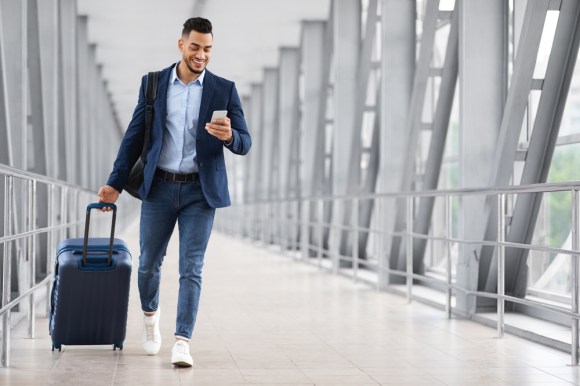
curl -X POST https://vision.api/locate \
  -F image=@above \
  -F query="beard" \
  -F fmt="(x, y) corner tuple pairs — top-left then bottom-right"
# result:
(185, 59), (205, 75)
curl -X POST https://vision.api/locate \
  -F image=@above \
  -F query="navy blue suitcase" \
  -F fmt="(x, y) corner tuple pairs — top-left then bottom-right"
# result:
(49, 203), (132, 351)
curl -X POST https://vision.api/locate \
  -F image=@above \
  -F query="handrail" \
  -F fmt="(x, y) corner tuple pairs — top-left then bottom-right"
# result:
(0, 164), (94, 192)
(218, 180), (580, 365)
(242, 179), (580, 204)
(0, 164), (138, 367)
(0, 275), (53, 318)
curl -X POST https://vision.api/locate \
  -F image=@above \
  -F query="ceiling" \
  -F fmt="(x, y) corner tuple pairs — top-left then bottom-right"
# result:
(76, 0), (330, 129)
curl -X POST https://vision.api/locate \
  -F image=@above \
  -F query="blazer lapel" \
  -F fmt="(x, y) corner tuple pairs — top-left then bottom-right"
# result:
(197, 70), (216, 134)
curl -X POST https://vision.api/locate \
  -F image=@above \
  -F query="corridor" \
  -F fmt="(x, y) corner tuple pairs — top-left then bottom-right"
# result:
(1, 222), (579, 385)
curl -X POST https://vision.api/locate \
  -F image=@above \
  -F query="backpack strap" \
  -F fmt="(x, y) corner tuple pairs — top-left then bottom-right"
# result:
(140, 71), (159, 162)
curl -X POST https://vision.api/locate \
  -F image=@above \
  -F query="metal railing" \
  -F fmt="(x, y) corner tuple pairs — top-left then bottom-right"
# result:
(216, 181), (580, 364)
(0, 165), (138, 367)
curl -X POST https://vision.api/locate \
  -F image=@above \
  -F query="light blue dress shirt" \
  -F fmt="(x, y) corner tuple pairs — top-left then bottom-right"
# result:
(157, 63), (205, 174)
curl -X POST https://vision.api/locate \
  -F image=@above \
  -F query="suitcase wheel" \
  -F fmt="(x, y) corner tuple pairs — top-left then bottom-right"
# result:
(113, 343), (123, 351)
(52, 344), (61, 352)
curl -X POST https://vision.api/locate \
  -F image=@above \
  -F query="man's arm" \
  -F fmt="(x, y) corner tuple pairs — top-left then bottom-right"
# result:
(97, 75), (148, 209)
(205, 82), (251, 155)
(105, 76), (148, 193)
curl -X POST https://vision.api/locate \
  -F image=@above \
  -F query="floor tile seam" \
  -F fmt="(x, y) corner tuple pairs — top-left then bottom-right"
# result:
(110, 350), (120, 386)
(206, 314), (245, 371)
(317, 335), (384, 385)
(548, 372), (579, 385)
(46, 347), (63, 378)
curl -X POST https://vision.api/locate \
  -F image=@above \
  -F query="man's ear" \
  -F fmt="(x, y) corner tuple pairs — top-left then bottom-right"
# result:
(177, 38), (184, 53)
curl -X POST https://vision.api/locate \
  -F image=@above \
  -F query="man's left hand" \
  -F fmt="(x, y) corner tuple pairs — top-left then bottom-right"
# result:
(205, 117), (233, 144)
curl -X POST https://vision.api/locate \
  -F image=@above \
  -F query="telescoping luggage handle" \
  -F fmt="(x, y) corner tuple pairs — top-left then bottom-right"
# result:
(82, 203), (117, 266)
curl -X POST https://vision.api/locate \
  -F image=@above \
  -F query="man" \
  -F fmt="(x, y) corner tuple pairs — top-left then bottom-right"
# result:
(98, 17), (251, 367)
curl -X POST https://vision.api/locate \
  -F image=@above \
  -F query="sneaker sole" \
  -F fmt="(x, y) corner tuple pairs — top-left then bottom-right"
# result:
(172, 360), (193, 367)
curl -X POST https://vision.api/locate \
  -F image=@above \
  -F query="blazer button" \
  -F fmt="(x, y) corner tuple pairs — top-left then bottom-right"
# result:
(199, 162), (204, 167)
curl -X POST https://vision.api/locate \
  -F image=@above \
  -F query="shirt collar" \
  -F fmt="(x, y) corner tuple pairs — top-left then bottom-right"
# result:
(171, 62), (206, 86)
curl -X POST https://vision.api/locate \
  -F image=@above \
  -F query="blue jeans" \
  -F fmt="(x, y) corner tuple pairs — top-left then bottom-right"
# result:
(138, 176), (215, 340)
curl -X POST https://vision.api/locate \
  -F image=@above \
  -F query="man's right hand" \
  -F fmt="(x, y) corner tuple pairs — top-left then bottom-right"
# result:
(97, 185), (120, 211)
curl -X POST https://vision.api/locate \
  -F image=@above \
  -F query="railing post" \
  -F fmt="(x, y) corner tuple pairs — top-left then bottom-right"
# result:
(406, 196), (413, 303)
(300, 200), (308, 260)
(60, 187), (67, 242)
(2, 176), (14, 367)
(279, 201), (284, 251)
(376, 197), (383, 291)
(446, 194), (452, 319)
(497, 193), (506, 339)
(261, 203), (266, 244)
(270, 202), (275, 245)
(46, 184), (55, 317)
(293, 200), (300, 256)
(571, 189), (580, 365)
(28, 180), (36, 338)
(332, 199), (341, 274)
(352, 198), (359, 283)
(317, 199), (323, 268)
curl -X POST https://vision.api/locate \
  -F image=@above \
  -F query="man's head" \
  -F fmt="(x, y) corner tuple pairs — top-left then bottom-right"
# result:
(178, 17), (213, 76)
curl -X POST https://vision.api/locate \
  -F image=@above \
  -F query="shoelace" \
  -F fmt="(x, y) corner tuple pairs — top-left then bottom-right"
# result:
(175, 342), (189, 354)
(145, 323), (155, 340)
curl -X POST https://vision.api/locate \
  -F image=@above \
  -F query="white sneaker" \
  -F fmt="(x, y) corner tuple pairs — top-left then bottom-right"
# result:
(171, 340), (193, 367)
(142, 308), (161, 355)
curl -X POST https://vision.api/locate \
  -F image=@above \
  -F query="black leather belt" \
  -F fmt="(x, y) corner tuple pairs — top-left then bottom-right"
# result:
(155, 168), (198, 183)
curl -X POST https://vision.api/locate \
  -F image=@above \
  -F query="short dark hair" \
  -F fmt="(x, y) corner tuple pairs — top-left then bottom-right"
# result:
(182, 17), (212, 37)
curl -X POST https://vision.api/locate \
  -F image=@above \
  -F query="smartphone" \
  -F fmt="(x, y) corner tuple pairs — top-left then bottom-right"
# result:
(211, 110), (228, 121)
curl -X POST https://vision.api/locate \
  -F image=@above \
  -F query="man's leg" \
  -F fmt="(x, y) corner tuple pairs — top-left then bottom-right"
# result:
(139, 179), (178, 354)
(171, 180), (215, 366)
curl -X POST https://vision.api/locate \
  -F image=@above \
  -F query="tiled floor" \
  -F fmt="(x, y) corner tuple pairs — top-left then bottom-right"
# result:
(2, 222), (580, 385)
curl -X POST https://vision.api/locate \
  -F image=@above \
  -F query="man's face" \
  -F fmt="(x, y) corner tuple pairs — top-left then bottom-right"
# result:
(178, 30), (213, 74)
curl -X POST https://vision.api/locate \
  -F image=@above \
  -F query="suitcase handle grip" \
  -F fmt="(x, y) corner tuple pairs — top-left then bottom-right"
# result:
(82, 203), (117, 266)
(87, 203), (117, 211)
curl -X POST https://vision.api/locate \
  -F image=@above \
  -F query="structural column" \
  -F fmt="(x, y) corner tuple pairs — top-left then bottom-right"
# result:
(247, 84), (263, 239)
(59, 0), (78, 184)
(277, 48), (300, 248)
(332, 0), (360, 196)
(77, 16), (90, 188)
(261, 69), (279, 203)
(247, 84), (263, 203)
(378, 0), (416, 287)
(456, 0), (507, 315)
(299, 21), (328, 256)
(330, 0), (360, 268)
(277, 48), (300, 200)
(300, 21), (326, 199)
(0, 0), (27, 168)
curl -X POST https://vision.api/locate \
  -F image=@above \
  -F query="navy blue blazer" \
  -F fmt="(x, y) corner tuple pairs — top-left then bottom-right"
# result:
(106, 64), (251, 208)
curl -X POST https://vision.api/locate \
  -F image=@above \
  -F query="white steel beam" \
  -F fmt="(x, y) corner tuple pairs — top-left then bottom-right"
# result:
(458, 0), (551, 315)
(387, 0), (440, 276)
(28, 0), (48, 176)
(330, 0), (360, 267)
(277, 47), (300, 200)
(402, 7), (460, 275)
(261, 68), (279, 202)
(454, 0), (509, 315)
(378, 0), (416, 286)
